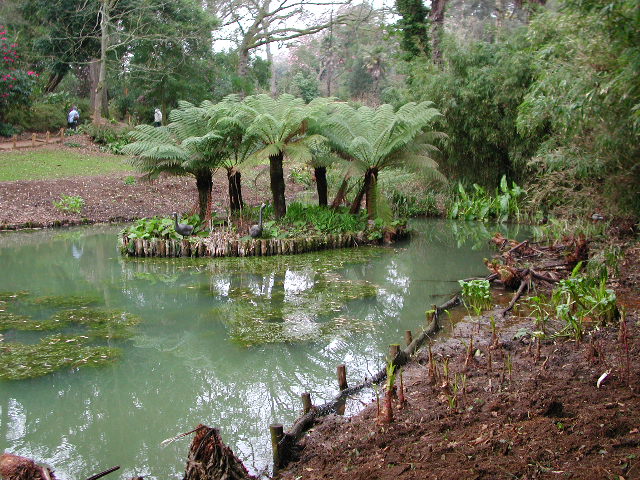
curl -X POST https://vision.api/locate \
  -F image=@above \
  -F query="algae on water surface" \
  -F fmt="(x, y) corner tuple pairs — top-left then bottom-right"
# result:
(0, 290), (139, 380)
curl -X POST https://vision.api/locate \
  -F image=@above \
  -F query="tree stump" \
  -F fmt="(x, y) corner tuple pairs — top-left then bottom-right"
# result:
(0, 453), (56, 480)
(183, 425), (254, 480)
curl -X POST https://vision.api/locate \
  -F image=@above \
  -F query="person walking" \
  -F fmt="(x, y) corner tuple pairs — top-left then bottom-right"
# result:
(67, 106), (80, 130)
(154, 108), (162, 127)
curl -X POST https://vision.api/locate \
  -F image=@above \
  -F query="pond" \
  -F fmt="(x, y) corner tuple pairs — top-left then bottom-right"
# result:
(0, 219), (525, 479)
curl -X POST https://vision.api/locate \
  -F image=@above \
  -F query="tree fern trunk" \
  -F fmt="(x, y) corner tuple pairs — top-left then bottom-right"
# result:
(196, 169), (213, 220)
(269, 153), (287, 219)
(349, 178), (367, 214)
(365, 168), (379, 219)
(315, 166), (328, 207)
(227, 167), (244, 212)
(332, 177), (349, 209)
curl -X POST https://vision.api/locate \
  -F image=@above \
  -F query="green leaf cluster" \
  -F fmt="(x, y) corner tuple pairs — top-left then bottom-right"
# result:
(449, 175), (524, 222)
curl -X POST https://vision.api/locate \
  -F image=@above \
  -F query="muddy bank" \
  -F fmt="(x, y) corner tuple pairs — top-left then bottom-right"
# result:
(278, 235), (640, 480)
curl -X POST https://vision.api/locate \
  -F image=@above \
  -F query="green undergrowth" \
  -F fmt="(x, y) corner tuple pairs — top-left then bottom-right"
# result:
(0, 291), (139, 380)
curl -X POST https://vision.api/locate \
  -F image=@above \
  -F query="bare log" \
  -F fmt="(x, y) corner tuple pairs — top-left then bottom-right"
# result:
(501, 273), (530, 316)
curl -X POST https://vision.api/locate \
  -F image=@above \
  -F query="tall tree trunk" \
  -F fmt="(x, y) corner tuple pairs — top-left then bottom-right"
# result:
(365, 168), (379, 219)
(332, 176), (349, 208)
(314, 166), (328, 207)
(265, 37), (277, 97)
(44, 71), (66, 93)
(227, 167), (244, 212)
(93, 0), (111, 124)
(237, 46), (250, 97)
(269, 153), (287, 219)
(429, 0), (448, 63)
(195, 169), (213, 220)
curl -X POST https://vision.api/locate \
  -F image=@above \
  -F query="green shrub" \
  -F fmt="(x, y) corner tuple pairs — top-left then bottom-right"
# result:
(551, 263), (618, 340)
(52, 195), (85, 214)
(83, 123), (133, 154)
(122, 214), (205, 240)
(458, 279), (492, 315)
(4, 102), (67, 132)
(448, 175), (525, 222)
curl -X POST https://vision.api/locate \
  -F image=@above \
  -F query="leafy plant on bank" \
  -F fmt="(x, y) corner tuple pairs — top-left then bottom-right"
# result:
(449, 175), (525, 222)
(83, 123), (133, 154)
(52, 195), (85, 214)
(551, 262), (618, 341)
(122, 214), (205, 240)
(458, 279), (492, 315)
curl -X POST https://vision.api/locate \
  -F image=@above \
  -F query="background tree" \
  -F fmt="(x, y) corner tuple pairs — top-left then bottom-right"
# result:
(208, 0), (367, 95)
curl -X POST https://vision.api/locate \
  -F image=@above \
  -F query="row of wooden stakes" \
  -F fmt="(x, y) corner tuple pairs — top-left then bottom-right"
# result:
(121, 232), (371, 258)
(4, 128), (66, 150)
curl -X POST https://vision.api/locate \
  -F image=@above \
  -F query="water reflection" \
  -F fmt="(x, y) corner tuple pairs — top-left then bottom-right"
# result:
(0, 220), (526, 479)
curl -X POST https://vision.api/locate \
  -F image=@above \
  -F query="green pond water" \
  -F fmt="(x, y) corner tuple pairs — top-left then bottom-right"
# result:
(0, 220), (525, 478)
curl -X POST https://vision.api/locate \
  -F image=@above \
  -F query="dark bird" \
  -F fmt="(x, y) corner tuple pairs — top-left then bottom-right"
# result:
(173, 212), (194, 237)
(249, 203), (266, 238)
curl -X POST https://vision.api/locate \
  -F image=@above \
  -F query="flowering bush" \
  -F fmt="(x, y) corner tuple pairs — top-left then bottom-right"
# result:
(0, 26), (38, 121)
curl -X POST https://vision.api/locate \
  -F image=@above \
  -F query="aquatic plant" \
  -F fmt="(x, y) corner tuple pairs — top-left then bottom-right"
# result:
(448, 176), (524, 222)
(458, 279), (492, 315)
(0, 335), (120, 380)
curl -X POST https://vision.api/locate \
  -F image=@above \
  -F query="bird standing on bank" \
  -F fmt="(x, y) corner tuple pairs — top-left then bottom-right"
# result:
(173, 212), (194, 237)
(249, 204), (266, 238)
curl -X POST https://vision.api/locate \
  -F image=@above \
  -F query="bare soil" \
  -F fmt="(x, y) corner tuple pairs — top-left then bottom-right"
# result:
(279, 241), (640, 480)
(0, 136), (303, 230)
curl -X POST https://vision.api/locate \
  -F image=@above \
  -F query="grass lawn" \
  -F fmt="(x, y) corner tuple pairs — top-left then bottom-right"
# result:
(0, 150), (133, 181)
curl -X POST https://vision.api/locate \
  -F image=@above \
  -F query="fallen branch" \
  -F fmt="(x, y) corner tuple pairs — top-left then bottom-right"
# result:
(85, 466), (120, 480)
(501, 273), (530, 316)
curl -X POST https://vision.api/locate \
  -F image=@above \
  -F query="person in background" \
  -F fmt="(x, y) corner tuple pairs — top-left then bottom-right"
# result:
(154, 108), (162, 127)
(67, 106), (80, 130)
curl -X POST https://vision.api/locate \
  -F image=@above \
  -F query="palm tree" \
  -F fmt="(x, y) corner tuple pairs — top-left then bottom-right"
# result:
(320, 101), (446, 218)
(122, 101), (224, 219)
(238, 94), (325, 218)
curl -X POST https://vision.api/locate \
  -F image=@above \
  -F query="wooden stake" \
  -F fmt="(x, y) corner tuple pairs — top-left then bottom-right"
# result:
(46, 131), (50, 143)
(12, 135), (17, 149)
(301, 392), (312, 414)
(31, 133), (36, 146)
(389, 344), (400, 362)
(404, 330), (413, 346)
(337, 364), (348, 390)
(269, 423), (284, 470)
(60, 128), (65, 140)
